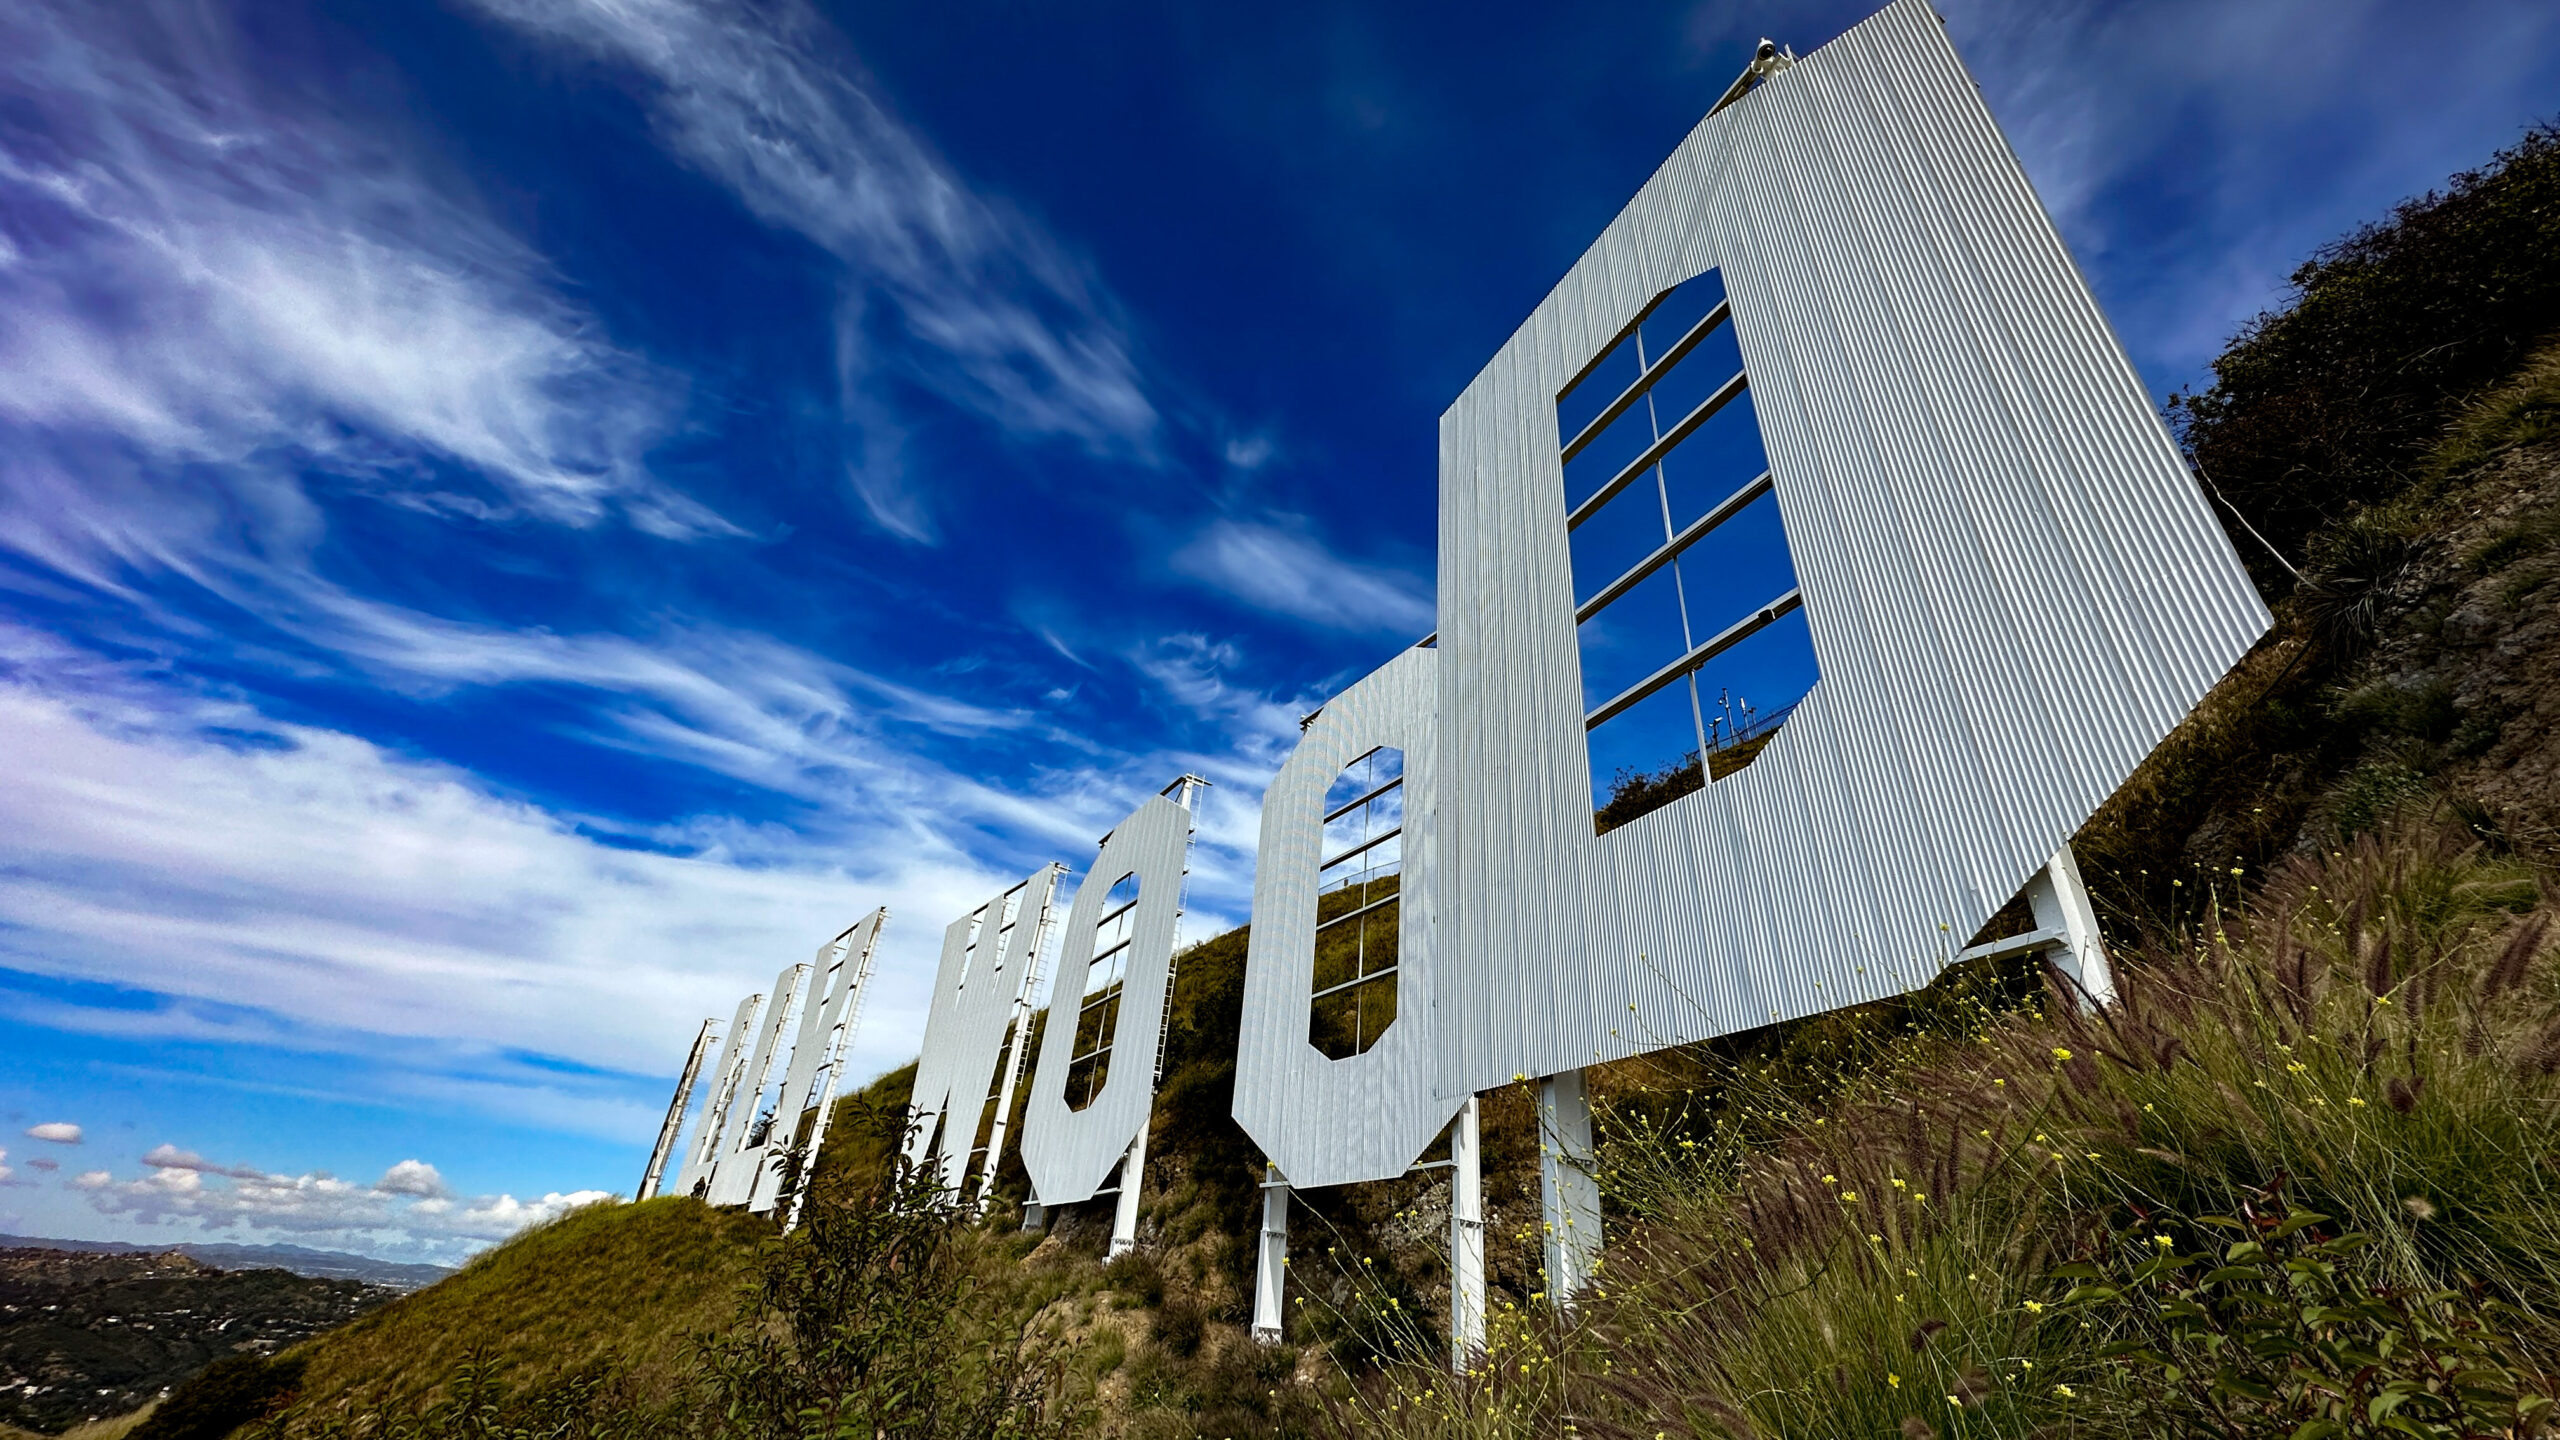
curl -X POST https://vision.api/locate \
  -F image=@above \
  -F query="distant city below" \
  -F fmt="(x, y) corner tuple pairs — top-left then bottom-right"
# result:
(0, 1234), (454, 1291)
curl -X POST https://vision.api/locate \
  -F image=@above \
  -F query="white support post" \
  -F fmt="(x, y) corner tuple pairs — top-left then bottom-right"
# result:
(1108, 1128), (1147, 1258)
(1020, 1197), (1046, 1233)
(1251, 1163), (1289, 1344)
(1448, 1094), (1486, 1370)
(2025, 841), (2116, 1012)
(1537, 1069), (1603, 1307)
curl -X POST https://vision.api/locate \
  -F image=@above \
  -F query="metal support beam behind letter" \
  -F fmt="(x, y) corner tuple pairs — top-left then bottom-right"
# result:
(1251, 1164), (1289, 1344)
(1449, 1096), (1486, 1369)
(639, 1018), (717, 1201)
(2025, 842), (2116, 1012)
(1537, 1070), (1602, 1307)
(1109, 1130), (1147, 1258)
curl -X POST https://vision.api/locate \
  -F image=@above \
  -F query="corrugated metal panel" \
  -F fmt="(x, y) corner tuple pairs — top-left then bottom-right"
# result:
(1233, 645), (1459, 1189)
(1432, 0), (2271, 1098)
(1018, 794), (1196, 1206)
(902, 872), (1057, 1196)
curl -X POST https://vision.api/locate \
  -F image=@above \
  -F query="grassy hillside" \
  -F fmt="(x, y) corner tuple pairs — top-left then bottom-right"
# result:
(280, 1196), (768, 1424)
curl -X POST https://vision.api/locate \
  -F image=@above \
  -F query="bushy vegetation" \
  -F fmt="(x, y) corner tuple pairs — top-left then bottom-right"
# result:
(2174, 124), (2560, 586)
(1344, 819), (2560, 1439)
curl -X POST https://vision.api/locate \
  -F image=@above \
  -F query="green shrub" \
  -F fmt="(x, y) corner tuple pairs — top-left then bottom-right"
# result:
(2050, 1199), (2559, 1438)
(2174, 124), (2560, 587)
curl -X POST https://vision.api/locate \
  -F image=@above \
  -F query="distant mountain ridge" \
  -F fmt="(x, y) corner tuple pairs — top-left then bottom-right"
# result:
(0, 1235), (453, 1291)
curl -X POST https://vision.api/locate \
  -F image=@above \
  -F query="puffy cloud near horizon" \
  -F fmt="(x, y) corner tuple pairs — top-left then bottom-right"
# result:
(25, 1122), (82, 1144)
(142, 1143), (268, 1182)
(375, 1160), (451, 1199)
(72, 1143), (609, 1265)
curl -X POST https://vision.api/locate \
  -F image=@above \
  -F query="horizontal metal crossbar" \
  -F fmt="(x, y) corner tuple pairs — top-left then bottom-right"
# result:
(1314, 889), (1400, 936)
(1954, 925), (2066, 964)
(1323, 772), (1404, 825)
(1075, 975), (1123, 1017)
(1584, 588), (1803, 731)
(1560, 300), (1733, 464)
(1310, 965), (1398, 1004)
(1566, 369), (1749, 532)
(1320, 824), (1402, 872)
(1093, 895), (1139, 930)
(1575, 471), (1775, 625)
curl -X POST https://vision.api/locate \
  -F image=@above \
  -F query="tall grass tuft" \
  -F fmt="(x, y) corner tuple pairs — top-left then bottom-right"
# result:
(1344, 820), (2560, 1439)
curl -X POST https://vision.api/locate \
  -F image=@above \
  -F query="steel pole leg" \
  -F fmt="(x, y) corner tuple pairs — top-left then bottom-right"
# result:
(1252, 1164), (1289, 1343)
(2025, 841), (2117, 1012)
(1108, 1128), (1147, 1258)
(1449, 1095), (1486, 1370)
(1537, 1069), (1603, 1307)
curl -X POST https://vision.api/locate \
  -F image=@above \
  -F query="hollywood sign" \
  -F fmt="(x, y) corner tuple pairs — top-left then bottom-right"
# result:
(638, 0), (2271, 1363)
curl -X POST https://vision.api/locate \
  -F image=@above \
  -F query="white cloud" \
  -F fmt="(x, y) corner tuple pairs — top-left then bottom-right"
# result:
(1170, 518), (1434, 637)
(142, 1143), (265, 1181)
(375, 1159), (451, 1199)
(0, 666), (998, 1094)
(70, 1145), (609, 1263)
(25, 1122), (82, 1144)
(1223, 435), (1277, 472)
(0, 627), (1269, 1132)
(25, 1157), (58, 1174)
(464, 0), (1160, 541)
(0, 0), (721, 538)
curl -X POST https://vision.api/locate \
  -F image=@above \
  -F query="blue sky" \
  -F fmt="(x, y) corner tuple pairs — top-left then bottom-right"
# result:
(0, 0), (2552, 1264)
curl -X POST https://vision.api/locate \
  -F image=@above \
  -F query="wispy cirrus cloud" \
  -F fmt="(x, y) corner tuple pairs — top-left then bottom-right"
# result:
(466, 0), (1162, 543)
(0, 616), (1287, 1121)
(1170, 517), (1434, 638)
(0, 0), (722, 540)
(0, 659), (989, 1090)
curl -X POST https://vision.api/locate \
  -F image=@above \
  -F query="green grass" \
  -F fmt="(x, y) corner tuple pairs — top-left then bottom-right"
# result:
(279, 1196), (769, 1425)
(1346, 819), (2560, 1439)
